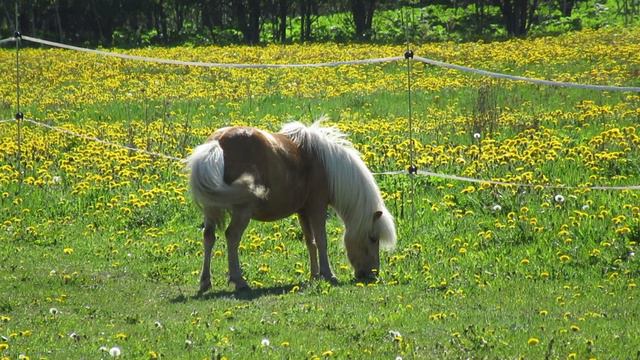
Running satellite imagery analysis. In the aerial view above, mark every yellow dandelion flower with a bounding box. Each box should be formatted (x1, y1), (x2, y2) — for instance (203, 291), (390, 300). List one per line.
(528, 337), (540, 346)
(570, 325), (580, 332)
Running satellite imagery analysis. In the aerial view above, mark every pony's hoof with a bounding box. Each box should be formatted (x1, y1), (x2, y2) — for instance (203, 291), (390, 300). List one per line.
(321, 274), (339, 285)
(197, 282), (211, 296)
(229, 278), (250, 292)
(234, 283), (251, 293)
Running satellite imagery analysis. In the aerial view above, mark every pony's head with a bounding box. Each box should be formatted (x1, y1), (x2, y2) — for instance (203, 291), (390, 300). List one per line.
(344, 209), (396, 281)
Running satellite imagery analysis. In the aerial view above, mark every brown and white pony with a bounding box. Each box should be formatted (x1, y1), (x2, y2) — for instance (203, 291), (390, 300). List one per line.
(186, 120), (396, 293)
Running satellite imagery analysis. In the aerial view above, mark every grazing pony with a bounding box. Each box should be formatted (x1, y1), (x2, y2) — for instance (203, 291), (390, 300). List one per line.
(185, 120), (396, 293)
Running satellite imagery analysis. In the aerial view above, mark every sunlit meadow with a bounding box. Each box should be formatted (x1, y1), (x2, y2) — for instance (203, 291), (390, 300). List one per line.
(1, 27), (640, 359)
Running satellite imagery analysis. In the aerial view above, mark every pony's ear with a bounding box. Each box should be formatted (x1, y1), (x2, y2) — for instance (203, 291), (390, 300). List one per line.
(373, 210), (383, 221)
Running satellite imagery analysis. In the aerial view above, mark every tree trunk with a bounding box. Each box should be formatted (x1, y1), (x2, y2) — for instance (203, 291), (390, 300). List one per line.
(54, 0), (64, 41)
(233, 0), (249, 42)
(202, 0), (223, 29)
(305, 0), (315, 41)
(498, 0), (538, 36)
(279, 0), (288, 43)
(299, 0), (305, 42)
(558, 0), (576, 17)
(247, 0), (261, 43)
(350, 0), (376, 41)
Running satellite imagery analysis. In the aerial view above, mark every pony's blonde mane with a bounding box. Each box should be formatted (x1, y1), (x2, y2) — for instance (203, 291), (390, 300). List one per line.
(280, 118), (396, 250)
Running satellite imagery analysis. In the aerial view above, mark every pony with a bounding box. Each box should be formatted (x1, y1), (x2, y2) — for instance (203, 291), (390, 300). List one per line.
(185, 119), (396, 293)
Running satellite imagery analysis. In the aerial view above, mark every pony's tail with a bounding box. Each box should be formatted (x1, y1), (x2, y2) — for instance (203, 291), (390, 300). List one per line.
(185, 141), (267, 208)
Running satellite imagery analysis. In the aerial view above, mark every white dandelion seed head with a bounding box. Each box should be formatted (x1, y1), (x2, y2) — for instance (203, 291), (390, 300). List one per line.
(492, 204), (502, 212)
(630, 252), (635, 257)
(69, 332), (79, 340)
(185, 339), (193, 347)
(396, 356), (403, 360)
(109, 346), (122, 357)
(554, 194), (565, 203)
(582, 204), (589, 210)
(52, 176), (62, 184)
(261, 338), (270, 347)
(1, 335), (8, 342)
(154, 321), (163, 329)
(49, 307), (59, 315)
(473, 132), (481, 140)
(99, 346), (108, 352)
(388, 330), (402, 339)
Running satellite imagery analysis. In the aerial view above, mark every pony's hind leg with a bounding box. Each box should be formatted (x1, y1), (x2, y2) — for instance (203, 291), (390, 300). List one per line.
(225, 207), (252, 291)
(198, 208), (222, 295)
(298, 212), (319, 279)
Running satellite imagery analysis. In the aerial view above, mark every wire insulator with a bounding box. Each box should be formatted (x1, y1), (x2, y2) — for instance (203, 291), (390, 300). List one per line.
(407, 165), (418, 175)
(15, 112), (23, 120)
(404, 50), (414, 59)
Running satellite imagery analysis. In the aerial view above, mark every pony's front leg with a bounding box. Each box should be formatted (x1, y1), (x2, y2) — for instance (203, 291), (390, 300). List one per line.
(225, 208), (251, 291)
(308, 208), (337, 283)
(198, 219), (217, 296)
(298, 212), (319, 279)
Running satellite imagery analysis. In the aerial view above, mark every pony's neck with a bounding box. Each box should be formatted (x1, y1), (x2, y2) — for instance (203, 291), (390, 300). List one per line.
(324, 144), (382, 237)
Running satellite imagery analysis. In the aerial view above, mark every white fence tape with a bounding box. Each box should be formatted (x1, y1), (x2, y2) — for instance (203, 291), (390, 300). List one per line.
(0, 37), (15, 45)
(414, 169), (640, 191)
(21, 35), (403, 68)
(23, 118), (183, 162)
(18, 118), (640, 191)
(0, 119), (16, 124)
(413, 55), (640, 92)
(10, 35), (639, 92)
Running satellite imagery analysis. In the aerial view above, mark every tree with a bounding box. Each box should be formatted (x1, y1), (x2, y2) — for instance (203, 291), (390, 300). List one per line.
(278, 0), (289, 42)
(556, 0), (577, 16)
(299, 0), (318, 42)
(350, 0), (376, 40)
(232, 0), (261, 43)
(494, 0), (539, 36)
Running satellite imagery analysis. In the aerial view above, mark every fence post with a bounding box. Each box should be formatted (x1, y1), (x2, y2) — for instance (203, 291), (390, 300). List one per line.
(405, 49), (417, 232)
(15, 3), (23, 189)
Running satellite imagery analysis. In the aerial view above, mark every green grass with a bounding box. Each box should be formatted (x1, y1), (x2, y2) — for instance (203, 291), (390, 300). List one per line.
(3, 259), (638, 359)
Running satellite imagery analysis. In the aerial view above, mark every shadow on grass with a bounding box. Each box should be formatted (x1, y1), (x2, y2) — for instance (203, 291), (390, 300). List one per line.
(170, 277), (363, 303)
(170, 283), (302, 302)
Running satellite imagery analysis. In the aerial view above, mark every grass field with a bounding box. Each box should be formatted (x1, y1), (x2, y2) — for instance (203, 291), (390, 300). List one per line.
(1, 28), (640, 359)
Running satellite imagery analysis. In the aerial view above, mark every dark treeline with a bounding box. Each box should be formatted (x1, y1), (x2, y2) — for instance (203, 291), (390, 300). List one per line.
(0, 0), (636, 46)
